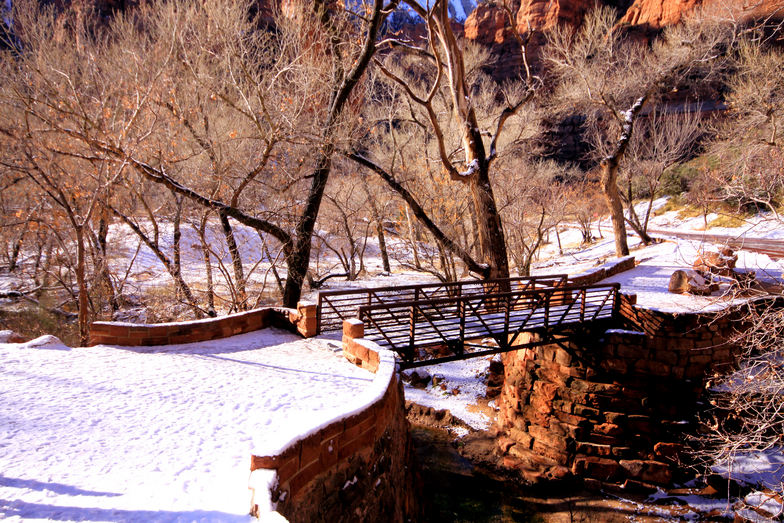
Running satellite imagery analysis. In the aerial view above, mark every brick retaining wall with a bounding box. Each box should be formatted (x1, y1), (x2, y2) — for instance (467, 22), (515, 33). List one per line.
(249, 325), (419, 522)
(88, 302), (318, 346)
(496, 294), (743, 489)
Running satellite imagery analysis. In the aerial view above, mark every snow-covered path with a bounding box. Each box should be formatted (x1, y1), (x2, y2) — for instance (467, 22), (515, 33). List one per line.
(0, 329), (374, 522)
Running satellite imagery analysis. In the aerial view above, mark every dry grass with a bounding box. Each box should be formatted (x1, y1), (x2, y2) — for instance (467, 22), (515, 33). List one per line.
(708, 213), (747, 228)
(0, 306), (79, 346)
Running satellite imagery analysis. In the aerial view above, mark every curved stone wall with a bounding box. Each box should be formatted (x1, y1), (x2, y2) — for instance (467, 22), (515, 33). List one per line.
(88, 302), (317, 346)
(496, 293), (742, 488)
(250, 327), (419, 522)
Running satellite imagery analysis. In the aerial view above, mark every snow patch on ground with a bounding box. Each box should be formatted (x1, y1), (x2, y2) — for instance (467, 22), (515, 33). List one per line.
(0, 328), (374, 522)
(403, 356), (492, 430)
(712, 448), (784, 491)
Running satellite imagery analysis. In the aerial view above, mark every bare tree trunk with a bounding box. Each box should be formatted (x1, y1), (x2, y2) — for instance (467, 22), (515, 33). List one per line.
(260, 232), (285, 299)
(219, 211), (247, 311)
(75, 224), (89, 346)
(361, 178), (391, 273)
(196, 214), (216, 316)
(8, 224), (26, 272)
(96, 210), (118, 312)
(172, 196), (183, 301)
(599, 94), (648, 257)
(470, 166), (510, 281)
(600, 159), (630, 257)
(280, 0), (394, 308)
(376, 220), (391, 273)
(624, 179), (654, 245)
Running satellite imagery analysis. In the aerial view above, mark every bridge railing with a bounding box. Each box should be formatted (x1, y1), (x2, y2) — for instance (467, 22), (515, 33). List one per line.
(316, 275), (568, 333)
(356, 283), (620, 366)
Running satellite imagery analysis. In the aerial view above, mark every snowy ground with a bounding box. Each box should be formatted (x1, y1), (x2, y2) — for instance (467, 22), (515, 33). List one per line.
(0, 329), (374, 522)
(2, 198), (783, 521)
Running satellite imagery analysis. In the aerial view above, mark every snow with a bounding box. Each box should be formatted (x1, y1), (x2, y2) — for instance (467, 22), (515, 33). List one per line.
(745, 491), (783, 518)
(403, 355), (493, 430)
(647, 488), (734, 519)
(0, 328), (379, 522)
(712, 448), (784, 491)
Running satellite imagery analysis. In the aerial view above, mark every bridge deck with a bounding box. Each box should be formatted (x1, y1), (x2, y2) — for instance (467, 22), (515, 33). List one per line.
(316, 275), (568, 333)
(356, 283), (620, 368)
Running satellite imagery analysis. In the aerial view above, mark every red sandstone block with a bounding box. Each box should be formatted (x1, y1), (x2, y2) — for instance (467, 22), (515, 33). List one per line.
(572, 456), (621, 482)
(128, 328), (150, 339)
(343, 319), (365, 339)
(104, 324), (131, 337)
(338, 426), (375, 461)
(587, 432), (621, 446)
(350, 341), (370, 362)
(300, 436), (321, 467)
(528, 425), (567, 451)
(576, 442), (613, 457)
(321, 421), (343, 442)
(275, 455), (300, 485)
(497, 436), (516, 453)
(320, 436), (340, 468)
(653, 442), (682, 461)
(532, 440), (569, 465)
(251, 454), (283, 470)
(115, 337), (137, 346)
(146, 326), (167, 337)
(713, 349), (730, 361)
(553, 410), (586, 427)
(288, 458), (324, 497)
(343, 421), (365, 443)
(594, 423), (623, 437)
(689, 354), (713, 365)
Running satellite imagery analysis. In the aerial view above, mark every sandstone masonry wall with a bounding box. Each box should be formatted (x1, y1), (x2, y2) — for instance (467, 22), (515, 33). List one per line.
(88, 302), (318, 346)
(496, 293), (742, 489)
(249, 321), (419, 522)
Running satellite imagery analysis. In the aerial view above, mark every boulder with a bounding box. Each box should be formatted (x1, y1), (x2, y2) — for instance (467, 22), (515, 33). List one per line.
(668, 269), (717, 295)
(516, 0), (595, 33)
(0, 330), (27, 343)
(693, 247), (737, 277)
(464, 2), (514, 45)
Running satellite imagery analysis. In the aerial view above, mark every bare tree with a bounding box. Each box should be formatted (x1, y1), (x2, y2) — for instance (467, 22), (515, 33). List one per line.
(546, 7), (734, 256)
(698, 297), (784, 501)
(617, 108), (705, 243)
(498, 160), (567, 276)
(1, 0), (400, 311)
(348, 0), (540, 285)
(708, 35), (784, 220)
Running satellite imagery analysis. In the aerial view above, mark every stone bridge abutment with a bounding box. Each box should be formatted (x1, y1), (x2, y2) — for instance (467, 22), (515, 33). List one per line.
(495, 293), (742, 489)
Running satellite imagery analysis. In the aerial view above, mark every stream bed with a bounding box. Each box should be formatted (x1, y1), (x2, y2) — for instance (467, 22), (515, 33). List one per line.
(410, 424), (734, 522)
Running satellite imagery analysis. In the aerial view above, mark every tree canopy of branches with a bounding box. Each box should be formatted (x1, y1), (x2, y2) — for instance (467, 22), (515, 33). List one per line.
(546, 7), (735, 257)
(348, 0), (539, 283)
(0, 0), (400, 318)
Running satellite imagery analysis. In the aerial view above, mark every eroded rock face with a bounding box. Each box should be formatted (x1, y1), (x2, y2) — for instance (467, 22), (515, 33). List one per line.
(516, 0), (599, 33)
(619, 0), (783, 29)
(464, 2), (515, 45)
(618, 0), (702, 29)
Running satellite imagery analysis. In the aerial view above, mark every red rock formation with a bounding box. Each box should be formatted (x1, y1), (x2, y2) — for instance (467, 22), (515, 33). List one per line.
(618, 0), (701, 28)
(516, 0), (599, 32)
(619, 0), (784, 29)
(464, 2), (516, 44)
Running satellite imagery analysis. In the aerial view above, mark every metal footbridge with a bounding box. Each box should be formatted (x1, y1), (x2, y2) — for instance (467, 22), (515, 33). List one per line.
(317, 276), (620, 369)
